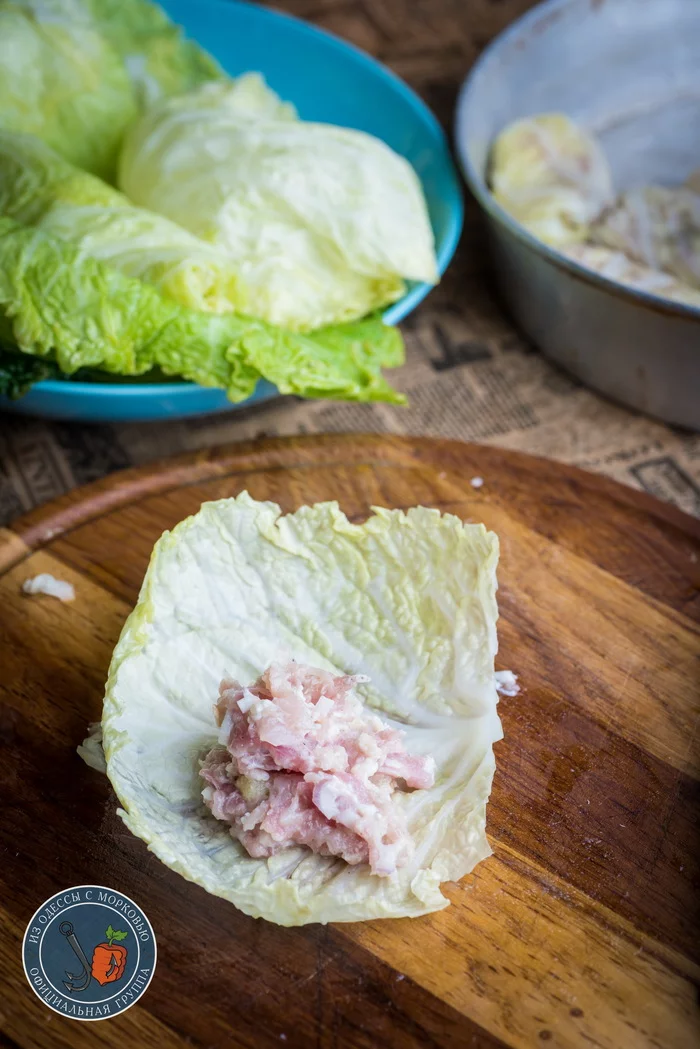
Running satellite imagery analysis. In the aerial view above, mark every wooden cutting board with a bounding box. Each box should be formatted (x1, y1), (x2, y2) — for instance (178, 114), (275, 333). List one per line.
(1, 433), (698, 1049)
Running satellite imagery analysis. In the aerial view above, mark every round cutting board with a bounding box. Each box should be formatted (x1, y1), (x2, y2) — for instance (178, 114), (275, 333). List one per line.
(1, 434), (698, 1049)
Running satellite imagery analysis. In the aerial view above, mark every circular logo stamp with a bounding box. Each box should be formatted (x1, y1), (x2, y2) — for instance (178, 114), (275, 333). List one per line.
(22, 885), (156, 1021)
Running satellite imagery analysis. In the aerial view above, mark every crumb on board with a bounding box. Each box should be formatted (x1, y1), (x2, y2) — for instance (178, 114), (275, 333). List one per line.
(470, 476), (484, 488)
(22, 573), (75, 602)
(495, 670), (520, 696)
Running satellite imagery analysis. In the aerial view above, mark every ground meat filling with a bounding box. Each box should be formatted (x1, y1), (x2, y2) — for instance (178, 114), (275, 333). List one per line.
(200, 662), (435, 876)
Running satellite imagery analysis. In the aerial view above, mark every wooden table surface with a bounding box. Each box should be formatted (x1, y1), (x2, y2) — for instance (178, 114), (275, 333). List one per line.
(1, 433), (698, 1049)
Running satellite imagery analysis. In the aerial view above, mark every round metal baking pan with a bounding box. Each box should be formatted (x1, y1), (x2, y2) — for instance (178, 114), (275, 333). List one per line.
(455, 0), (700, 430)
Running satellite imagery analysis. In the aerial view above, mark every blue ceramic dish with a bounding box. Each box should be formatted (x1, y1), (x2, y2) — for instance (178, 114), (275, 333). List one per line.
(0, 0), (463, 423)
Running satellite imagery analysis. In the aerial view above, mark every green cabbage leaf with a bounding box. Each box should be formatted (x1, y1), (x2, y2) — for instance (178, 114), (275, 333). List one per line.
(83, 0), (223, 106)
(0, 216), (404, 402)
(0, 0), (220, 180)
(0, 130), (243, 314)
(0, 0), (138, 179)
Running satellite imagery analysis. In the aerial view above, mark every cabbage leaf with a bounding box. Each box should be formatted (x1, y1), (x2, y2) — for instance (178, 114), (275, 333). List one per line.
(0, 130), (243, 314)
(0, 0), (138, 179)
(0, 217), (404, 402)
(120, 77), (438, 332)
(0, 0), (221, 179)
(0, 216), (258, 397)
(83, 0), (223, 106)
(102, 494), (502, 925)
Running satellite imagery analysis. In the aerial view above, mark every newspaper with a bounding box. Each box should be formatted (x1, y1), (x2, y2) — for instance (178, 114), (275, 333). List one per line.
(0, 0), (699, 525)
(2, 295), (698, 525)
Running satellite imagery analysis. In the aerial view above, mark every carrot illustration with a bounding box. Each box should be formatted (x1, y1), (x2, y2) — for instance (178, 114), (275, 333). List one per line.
(91, 925), (128, 985)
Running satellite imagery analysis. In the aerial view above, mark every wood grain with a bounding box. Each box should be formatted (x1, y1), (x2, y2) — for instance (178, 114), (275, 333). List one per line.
(1, 434), (699, 1049)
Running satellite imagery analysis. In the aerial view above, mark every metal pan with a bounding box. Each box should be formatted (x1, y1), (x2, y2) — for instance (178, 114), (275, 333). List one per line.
(455, 0), (700, 430)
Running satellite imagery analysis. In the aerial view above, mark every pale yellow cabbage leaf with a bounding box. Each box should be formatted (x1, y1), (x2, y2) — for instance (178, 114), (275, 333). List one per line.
(103, 494), (502, 925)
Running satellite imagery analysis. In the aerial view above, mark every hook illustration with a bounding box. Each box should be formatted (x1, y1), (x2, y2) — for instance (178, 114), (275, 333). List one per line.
(59, 921), (92, 992)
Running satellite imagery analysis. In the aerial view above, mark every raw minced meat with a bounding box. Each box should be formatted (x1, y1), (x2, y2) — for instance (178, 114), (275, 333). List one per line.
(200, 662), (435, 876)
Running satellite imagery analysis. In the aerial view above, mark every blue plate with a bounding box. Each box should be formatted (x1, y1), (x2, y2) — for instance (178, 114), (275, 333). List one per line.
(1, 0), (463, 423)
